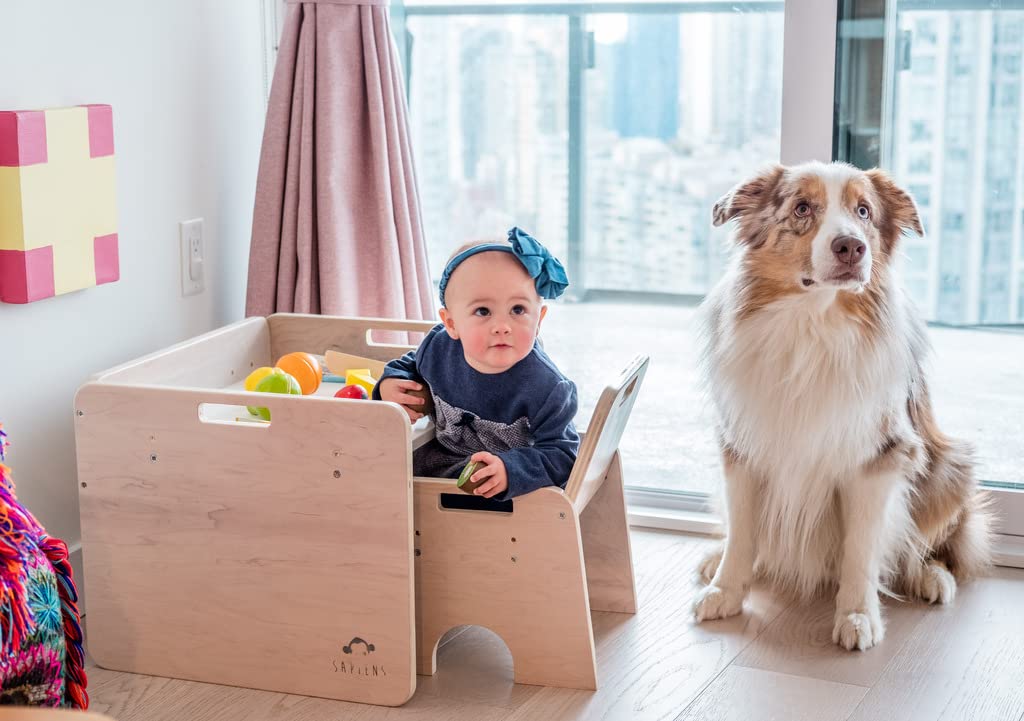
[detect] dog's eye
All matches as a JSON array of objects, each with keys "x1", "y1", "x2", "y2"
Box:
[
  {"x1": 857, "y1": 204, "x2": 871, "y2": 220},
  {"x1": 794, "y1": 202, "x2": 811, "y2": 218}
]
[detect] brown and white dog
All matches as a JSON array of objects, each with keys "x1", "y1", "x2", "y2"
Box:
[{"x1": 693, "y1": 161, "x2": 992, "y2": 651}]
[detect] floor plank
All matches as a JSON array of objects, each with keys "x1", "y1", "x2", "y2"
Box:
[
  {"x1": 733, "y1": 595, "x2": 925, "y2": 686},
  {"x1": 674, "y1": 666, "x2": 867, "y2": 721},
  {"x1": 88, "y1": 665, "x2": 512, "y2": 721},
  {"x1": 846, "y1": 567, "x2": 1024, "y2": 721},
  {"x1": 500, "y1": 531, "x2": 789, "y2": 721}
]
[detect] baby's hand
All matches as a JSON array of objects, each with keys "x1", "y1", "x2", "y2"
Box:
[
  {"x1": 379, "y1": 378, "x2": 427, "y2": 422},
  {"x1": 468, "y1": 452, "x2": 508, "y2": 499}
]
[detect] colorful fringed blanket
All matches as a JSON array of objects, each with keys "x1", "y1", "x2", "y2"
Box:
[{"x1": 0, "y1": 425, "x2": 87, "y2": 708}]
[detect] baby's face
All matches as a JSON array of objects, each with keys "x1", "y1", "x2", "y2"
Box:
[{"x1": 440, "y1": 251, "x2": 547, "y2": 374}]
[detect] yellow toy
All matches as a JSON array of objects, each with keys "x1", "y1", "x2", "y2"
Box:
[
  {"x1": 244, "y1": 366, "x2": 274, "y2": 391},
  {"x1": 344, "y1": 369, "x2": 376, "y2": 396}
]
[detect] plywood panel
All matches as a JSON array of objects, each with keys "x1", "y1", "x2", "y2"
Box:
[{"x1": 76, "y1": 383, "x2": 416, "y2": 706}]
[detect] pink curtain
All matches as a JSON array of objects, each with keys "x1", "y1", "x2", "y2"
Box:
[{"x1": 245, "y1": 0, "x2": 434, "y2": 321}]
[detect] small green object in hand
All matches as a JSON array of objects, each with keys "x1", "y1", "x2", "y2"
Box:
[{"x1": 457, "y1": 460, "x2": 484, "y2": 495}]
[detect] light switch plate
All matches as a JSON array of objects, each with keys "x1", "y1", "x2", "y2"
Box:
[{"x1": 180, "y1": 218, "x2": 204, "y2": 296}]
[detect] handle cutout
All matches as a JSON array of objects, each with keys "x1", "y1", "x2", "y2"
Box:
[
  {"x1": 198, "y1": 403, "x2": 271, "y2": 428},
  {"x1": 366, "y1": 328, "x2": 425, "y2": 350},
  {"x1": 439, "y1": 493, "x2": 514, "y2": 514}
]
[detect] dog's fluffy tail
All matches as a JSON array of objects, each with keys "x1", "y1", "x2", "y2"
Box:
[
  {"x1": 938, "y1": 489, "x2": 995, "y2": 580},
  {"x1": 930, "y1": 440, "x2": 995, "y2": 580}
]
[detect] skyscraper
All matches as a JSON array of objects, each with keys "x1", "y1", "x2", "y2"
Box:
[
  {"x1": 894, "y1": 10, "x2": 1024, "y2": 325},
  {"x1": 611, "y1": 16, "x2": 680, "y2": 141}
]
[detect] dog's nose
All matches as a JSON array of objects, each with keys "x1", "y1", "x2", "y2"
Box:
[{"x1": 831, "y1": 235, "x2": 866, "y2": 265}]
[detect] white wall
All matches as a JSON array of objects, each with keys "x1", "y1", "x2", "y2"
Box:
[{"x1": 0, "y1": 2, "x2": 267, "y2": 551}]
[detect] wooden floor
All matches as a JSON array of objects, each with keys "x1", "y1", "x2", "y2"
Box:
[{"x1": 86, "y1": 530, "x2": 1024, "y2": 721}]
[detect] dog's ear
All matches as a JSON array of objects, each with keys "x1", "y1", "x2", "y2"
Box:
[
  {"x1": 866, "y1": 168, "x2": 923, "y2": 252},
  {"x1": 712, "y1": 164, "x2": 785, "y2": 228}
]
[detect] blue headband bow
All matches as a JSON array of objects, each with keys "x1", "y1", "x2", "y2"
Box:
[{"x1": 438, "y1": 227, "x2": 569, "y2": 307}]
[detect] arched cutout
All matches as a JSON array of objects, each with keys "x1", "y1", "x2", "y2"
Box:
[{"x1": 428, "y1": 624, "x2": 517, "y2": 687}]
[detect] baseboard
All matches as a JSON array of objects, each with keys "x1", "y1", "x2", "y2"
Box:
[
  {"x1": 993, "y1": 533, "x2": 1024, "y2": 569},
  {"x1": 628, "y1": 505, "x2": 722, "y2": 536},
  {"x1": 628, "y1": 507, "x2": 1024, "y2": 570}
]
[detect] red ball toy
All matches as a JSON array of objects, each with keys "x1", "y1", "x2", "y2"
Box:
[{"x1": 335, "y1": 384, "x2": 369, "y2": 400}]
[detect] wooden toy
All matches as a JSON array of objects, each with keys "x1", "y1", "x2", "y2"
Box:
[
  {"x1": 335, "y1": 384, "x2": 368, "y2": 400},
  {"x1": 248, "y1": 368, "x2": 302, "y2": 420},
  {"x1": 244, "y1": 366, "x2": 274, "y2": 391},
  {"x1": 255, "y1": 368, "x2": 301, "y2": 395},
  {"x1": 324, "y1": 351, "x2": 386, "y2": 379},
  {"x1": 344, "y1": 369, "x2": 376, "y2": 396},
  {"x1": 73, "y1": 314, "x2": 647, "y2": 705},
  {"x1": 457, "y1": 460, "x2": 484, "y2": 494},
  {"x1": 275, "y1": 352, "x2": 320, "y2": 395}
]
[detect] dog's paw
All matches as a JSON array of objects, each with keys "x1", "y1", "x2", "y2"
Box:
[
  {"x1": 915, "y1": 561, "x2": 957, "y2": 605},
  {"x1": 698, "y1": 547, "x2": 723, "y2": 585},
  {"x1": 693, "y1": 584, "x2": 745, "y2": 622},
  {"x1": 832, "y1": 607, "x2": 885, "y2": 651}
]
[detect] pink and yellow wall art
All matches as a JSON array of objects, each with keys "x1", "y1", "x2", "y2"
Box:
[{"x1": 0, "y1": 104, "x2": 119, "y2": 304}]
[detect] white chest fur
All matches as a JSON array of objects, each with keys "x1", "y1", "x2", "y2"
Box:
[{"x1": 704, "y1": 284, "x2": 915, "y2": 485}]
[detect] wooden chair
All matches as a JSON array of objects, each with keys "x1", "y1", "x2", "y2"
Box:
[
  {"x1": 271, "y1": 314, "x2": 649, "y2": 689},
  {"x1": 413, "y1": 354, "x2": 648, "y2": 690}
]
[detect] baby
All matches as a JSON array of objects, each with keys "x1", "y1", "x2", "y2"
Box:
[{"x1": 373, "y1": 228, "x2": 580, "y2": 500}]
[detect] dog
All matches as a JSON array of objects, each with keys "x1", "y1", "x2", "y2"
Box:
[{"x1": 693, "y1": 161, "x2": 992, "y2": 651}]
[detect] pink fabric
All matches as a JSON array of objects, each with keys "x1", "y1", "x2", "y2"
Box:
[{"x1": 245, "y1": 1, "x2": 434, "y2": 325}]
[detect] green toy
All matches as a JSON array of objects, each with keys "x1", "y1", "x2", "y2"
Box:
[
  {"x1": 247, "y1": 368, "x2": 302, "y2": 420},
  {"x1": 457, "y1": 460, "x2": 484, "y2": 495}
]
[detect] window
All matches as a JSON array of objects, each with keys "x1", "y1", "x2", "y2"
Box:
[
  {"x1": 912, "y1": 55, "x2": 936, "y2": 74},
  {"x1": 907, "y1": 183, "x2": 931, "y2": 206},
  {"x1": 988, "y1": 209, "x2": 1013, "y2": 234},
  {"x1": 904, "y1": 243, "x2": 930, "y2": 269},
  {"x1": 382, "y1": 0, "x2": 1024, "y2": 548},
  {"x1": 407, "y1": 15, "x2": 570, "y2": 275},
  {"x1": 907, "y1": 150, "x2": 932, "y2": 173},
  {"x1": 916, "y1": 18, "x2": 938, "y2": 44},
  {"x1": 944, "y1": 211, "x2": 965, "y2": 231},
  {"x1": 910, "y1": 83, "x2": 937, "y2": 106},
  {"x1": 999, "y1": 80, "x2": 1020, "y2": 106},
  {"x1": 405, "y1": 1, "x2": 785, "y2": 496},
  {"x1": 836, "y1": 2, "x2": 1024, "y2": 531},
  {"x1": 997, "y1": 19, "x2": 1023, "y2": 45},
  {"x1": 909, "y1": 120, "x2": 932, "y2": 142}
]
